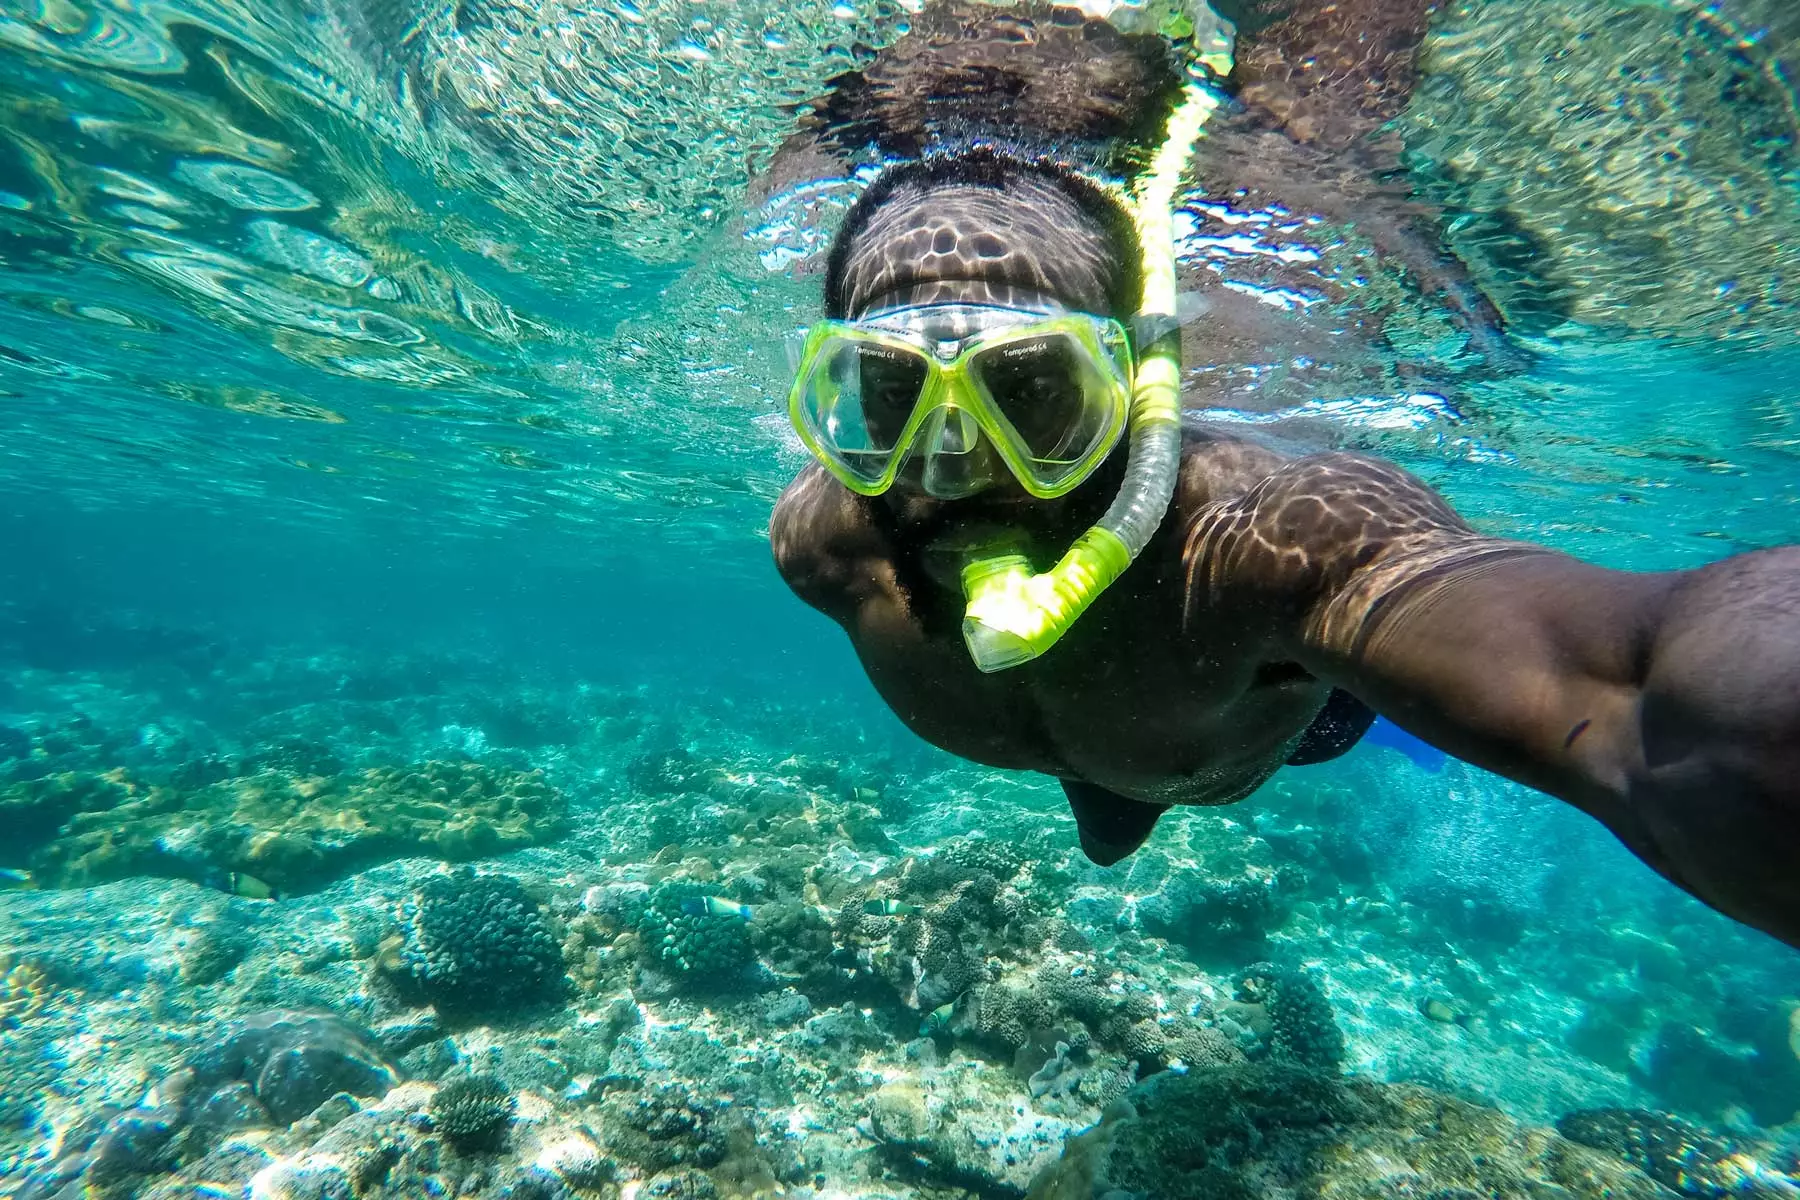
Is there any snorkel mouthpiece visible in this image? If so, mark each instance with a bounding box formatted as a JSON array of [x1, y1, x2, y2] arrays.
[[959, 79, 1221, 672]]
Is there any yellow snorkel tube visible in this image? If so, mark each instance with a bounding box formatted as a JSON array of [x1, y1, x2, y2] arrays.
[[959, 79, 1222, 672]]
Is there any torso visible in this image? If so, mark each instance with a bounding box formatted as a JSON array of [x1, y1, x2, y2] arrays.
[[770, 426, 1335, 807]]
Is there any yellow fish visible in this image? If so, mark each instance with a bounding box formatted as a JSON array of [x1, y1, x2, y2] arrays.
[[1419, 998, 1472, 1028], [207, 870, 279, 900]]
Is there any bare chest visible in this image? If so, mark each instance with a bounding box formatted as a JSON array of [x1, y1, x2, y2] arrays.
[[850, 571, 1326, 803]]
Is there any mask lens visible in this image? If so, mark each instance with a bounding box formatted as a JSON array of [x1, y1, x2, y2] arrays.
[[971, 333, 1119, 465], [853, 345, 928, 449], [796, 337, 928, 483]]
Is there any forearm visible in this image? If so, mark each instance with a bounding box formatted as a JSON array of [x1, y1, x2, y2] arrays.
[[1302, 545, 1667, 813], [1190, 454, 1800, 943]]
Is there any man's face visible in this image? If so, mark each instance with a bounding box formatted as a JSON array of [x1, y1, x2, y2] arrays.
[[839, 291, 1127, 513], [815, 167, 1136, 514]]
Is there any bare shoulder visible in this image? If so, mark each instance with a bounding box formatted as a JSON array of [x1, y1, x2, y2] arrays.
[[1171, 423, 1293, 516], [769, 464, 892, 621], [1170, 426, 1469, 561], [1174, 437, 1493, 639]]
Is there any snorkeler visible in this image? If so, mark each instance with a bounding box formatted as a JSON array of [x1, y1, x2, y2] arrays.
[[768, 1, 1800, 948]]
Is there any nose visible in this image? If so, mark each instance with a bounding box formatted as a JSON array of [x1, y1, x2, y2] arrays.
[[913, 407, 1001, 499]]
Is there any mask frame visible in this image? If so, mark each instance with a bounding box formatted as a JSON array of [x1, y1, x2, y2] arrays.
[[786, 305, 1133, 501]]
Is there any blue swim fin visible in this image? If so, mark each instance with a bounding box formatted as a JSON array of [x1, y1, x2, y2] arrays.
[[1361, 717, 1448, 773]]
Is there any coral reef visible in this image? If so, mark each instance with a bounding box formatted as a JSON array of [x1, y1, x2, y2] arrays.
[[5, 760, 567, 894], [0, 953, 51, 1030], [835, 837, 1050, 1016], [635, 883, 756, 987], [1029, 1065, 1672, 1200], [1231, 963, 1346, 1073], [1643, 1006, 1800, 1127], [1138, 871, 1294, 964], [389, 868, 568, 1022], [15, 1010, 401, 1200], [5, 647, 1800, 1200], [598, 1082, 732, 1173], [1556, 1107, 1794, 1199]]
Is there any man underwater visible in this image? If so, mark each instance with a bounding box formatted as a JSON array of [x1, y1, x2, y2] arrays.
[[767, 1, 1800, 948]]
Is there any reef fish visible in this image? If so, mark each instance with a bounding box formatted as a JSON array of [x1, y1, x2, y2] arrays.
[[1419, 997, 1472, 1028], [206, 870, 279, 900], [919, 1001, 958, 1036], [863, 898, 921, 916], [679, 896, 753, 920], [0, 867, 37, 891]]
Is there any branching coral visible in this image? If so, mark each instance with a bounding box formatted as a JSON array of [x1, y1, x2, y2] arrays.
[[635, 883, 755, 987], [396, 868, 569, 1021], [840, 847, 1049, 1015], [1138, 873, 1290, 965], [600, 1083, 731, 1173], [1235, 963, 1345, 1073], [431, 1074, 517, 1152]]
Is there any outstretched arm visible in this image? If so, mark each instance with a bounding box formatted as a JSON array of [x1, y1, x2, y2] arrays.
[[1185, 452, 1800, 946]]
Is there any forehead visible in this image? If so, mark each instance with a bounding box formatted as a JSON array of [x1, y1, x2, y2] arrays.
[[838, 176, 1121, 319]]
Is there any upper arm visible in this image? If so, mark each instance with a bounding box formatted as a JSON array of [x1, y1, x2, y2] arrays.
[[770, 465, 899, 628], [1625, 549, 1800, 942], [1185, 451, 1666, 808], [1309, 543, 1666, 810]]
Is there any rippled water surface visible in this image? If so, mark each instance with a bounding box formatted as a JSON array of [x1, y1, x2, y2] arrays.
[[1, 0, 1795, 569]]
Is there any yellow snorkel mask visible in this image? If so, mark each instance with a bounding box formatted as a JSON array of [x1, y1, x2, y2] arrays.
[[787, 77, 1222, 672], [788, 301, 1133, 501]]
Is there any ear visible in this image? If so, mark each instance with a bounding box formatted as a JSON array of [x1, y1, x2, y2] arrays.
[[1061, 779, 1170, 866]]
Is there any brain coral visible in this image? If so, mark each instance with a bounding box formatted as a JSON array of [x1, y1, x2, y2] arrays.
[[9, 759, 567, 894]]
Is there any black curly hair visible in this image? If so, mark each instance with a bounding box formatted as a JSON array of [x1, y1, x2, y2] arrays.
[[823, 149, 1144, 321]]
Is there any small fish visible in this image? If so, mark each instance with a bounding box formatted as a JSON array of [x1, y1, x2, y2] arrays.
[[863, 898, 921, 917], [920, 1001, 958, 1036], [1419, 998, 1472, 1028], [206, 870, 279, 901], [0, 867, 37, 891], [679, 896, 753, 920]]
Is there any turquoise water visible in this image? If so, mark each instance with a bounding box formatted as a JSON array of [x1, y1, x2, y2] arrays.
[[3, 1, 1800, 1197]]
